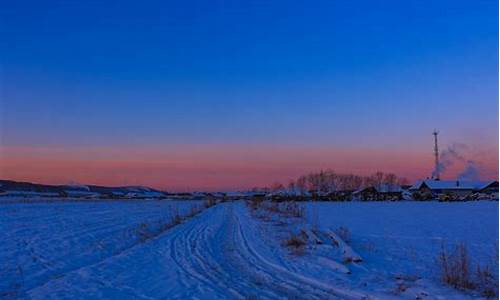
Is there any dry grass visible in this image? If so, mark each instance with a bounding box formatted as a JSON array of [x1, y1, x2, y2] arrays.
[[335, 226, 351, 244], [284, 232, 307, 256], [172, 207, 183, 225], [251, 201, 305, 219], [438, 242, 498, 297], [246, 198, 263, 211], [438, 242, 475, 290], [205, 198, 217, 208], [266, 202, 281, 214], [439, 242, 475, 290], [135, 203, 211, 244], [186, 205, 203, 218], [282, 202, 305, 218], [249, 201, 308, 255], [475, 264, 498, 298], [136, 222, 155, 242], [284, 233, 306, 248]]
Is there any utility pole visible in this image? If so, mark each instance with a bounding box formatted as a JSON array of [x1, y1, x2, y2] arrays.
[[433, 130, 440, 180]]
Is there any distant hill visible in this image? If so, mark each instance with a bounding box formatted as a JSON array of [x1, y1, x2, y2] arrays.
[[0, 179, 167, 199]]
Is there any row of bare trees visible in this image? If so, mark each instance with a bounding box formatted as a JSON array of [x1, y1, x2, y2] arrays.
[[269, 170, 408, 195]]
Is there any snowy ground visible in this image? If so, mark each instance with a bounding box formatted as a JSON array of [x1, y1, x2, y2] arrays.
[[1, 199, 497, 299], [0, 199, 204, 298], [304, 201, 499, 299]]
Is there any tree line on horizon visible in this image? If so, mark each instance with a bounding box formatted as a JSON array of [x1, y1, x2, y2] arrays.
[[264, 170, 409, 195]]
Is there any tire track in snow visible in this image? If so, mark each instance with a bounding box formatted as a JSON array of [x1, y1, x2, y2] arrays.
[[25, 202, 376, 299], [167, 206, 242, 299], [167, 202, 373, 299], [167, 203, 266, 299], [231, 204, 374, 299], [23, 203, 204, 297]]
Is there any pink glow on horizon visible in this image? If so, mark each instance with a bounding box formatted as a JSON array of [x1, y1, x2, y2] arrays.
[[0, 145, 497, 191]]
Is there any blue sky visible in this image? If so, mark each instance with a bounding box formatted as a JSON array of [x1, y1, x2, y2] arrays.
[[0, 0, 498, 188]]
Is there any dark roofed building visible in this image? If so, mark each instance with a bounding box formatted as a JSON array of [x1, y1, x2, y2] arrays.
[[410, 180, 499, 197]]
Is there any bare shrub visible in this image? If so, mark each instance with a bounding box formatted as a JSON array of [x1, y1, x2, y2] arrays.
[[173, 213, 183, 225], [284, 233, 306, 248], [438, 242, 498, 297], [283, 232, 307, 256], [135, 203, 209, 243], [266, 201, 281, 214], [170, 206, 183, 225], [158, 218, 174, 231], [246, 198, 263, 211], [283, 201, 304, 218], [310, 206, 319, 233], [476, 264, 498, 298], [335, 226, 350, 243], [186, 205, 202, 218], [205, 197, 217, 208], [248, 200, 304, 219], [394, 282, 408, 294], [136, 222, 154, 242], [438, 242, 474, 290]]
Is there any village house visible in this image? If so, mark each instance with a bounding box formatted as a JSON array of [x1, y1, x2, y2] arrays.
[[409, 180, 499, 198], [352, 184, 403, 201]]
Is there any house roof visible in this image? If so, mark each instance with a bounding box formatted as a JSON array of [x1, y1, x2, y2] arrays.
[[375, 184, 403, 193], [353, 184, 402, 194], [410, 180, 497, 191], [266, 189, 311, 197]]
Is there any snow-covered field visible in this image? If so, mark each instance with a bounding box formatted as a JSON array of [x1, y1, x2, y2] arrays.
[[1, 199, 497, 299], [0, 199, 204, 298], [305, 201, 499, 298]]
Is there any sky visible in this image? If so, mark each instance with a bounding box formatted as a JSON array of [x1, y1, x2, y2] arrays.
[[0, 0, 498, 191]]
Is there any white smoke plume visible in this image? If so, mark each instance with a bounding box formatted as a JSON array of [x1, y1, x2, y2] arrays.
[[432, 143, 482, 181], [457, 160, 480, 181], [432, 143, 467, 178]]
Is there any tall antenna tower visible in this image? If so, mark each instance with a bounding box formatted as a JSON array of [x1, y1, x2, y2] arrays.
[[433, 130, 440, 180]]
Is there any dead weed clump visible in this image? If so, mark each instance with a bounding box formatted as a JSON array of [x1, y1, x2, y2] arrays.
[[136, 222, 155, 243], [438, 242, 498, 298], [281, 201, 305, 218], [283, 231, 308, 256], [335, 226, 351, 244], [247, 200, 305, 219], [246, 198, 264, 211], [171, 207, 183, 225], [475, 265, 497, 298], [266, 202, 281, 214], [205, 198, 217, 208], [257, 201, 305, 219], [135, 203, 209, 243], [284, 234, 306, 248], [186, 205, 203, 218]]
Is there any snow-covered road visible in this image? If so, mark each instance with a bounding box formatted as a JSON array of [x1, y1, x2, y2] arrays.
[[24, 202, 371, 299]]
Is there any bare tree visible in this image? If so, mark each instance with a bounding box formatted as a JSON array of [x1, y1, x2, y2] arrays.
[[270, 182, 284, 192], [296, 176, 308, 195], [268, 170, 408, 197]]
